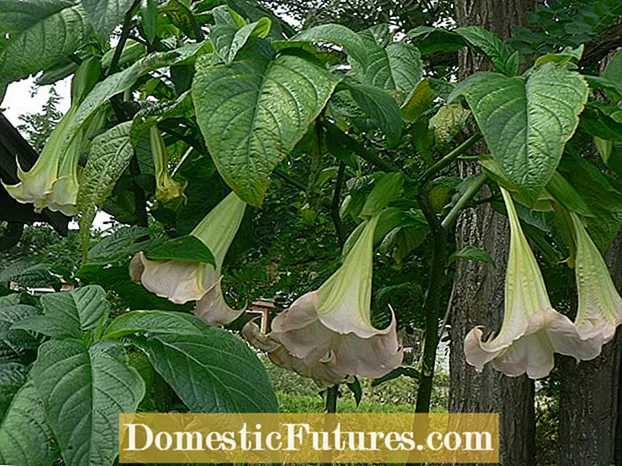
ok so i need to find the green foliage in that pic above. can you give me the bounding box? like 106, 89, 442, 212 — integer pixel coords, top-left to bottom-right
2, 1, 622, 459
0, 0, 92, 83
192, 44, 340, 205
454, 63, 588, 204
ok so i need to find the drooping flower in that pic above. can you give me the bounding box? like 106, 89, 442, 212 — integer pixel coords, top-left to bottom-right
242, 320, 354, 388
464, 188, 603, 379
3, 58, 101, 216
150, 126, 186, 203
3, 106, 78, 214
570, 212, 622, 343
130, 191, 246, 326
267, 214, 403, 379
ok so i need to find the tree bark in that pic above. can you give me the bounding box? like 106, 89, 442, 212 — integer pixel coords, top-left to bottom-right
558, 235, 622, 466
447, 1, 536, 465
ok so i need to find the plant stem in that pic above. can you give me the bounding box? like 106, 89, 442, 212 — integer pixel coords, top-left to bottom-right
107, 0, 141, 77
440, 173, 487, 230
273, 169, 307, 192
331, 162, 346, 250
324, 385, 339, 413
418, 133, 482, 184
415, 205, 447, 413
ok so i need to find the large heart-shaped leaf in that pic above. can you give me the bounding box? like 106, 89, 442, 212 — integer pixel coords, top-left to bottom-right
192, 46, 340, 205
454, 63, 588, 203
0, 0, 92, 83
357, 41, 423, 98
17, 285, 109, 339
33, 339, 145, 466
81, 0, 135, 38
0, 380, 60, 466
293, 23, 368, 66
106, 310, 278, 412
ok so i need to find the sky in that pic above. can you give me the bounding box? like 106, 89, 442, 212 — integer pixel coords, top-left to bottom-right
2, 77, 112, 231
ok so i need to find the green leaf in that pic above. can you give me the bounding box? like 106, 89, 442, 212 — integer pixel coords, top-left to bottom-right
81, 0, 135, 38
429, 104, 471, 145
142, 235, 216, 265
0, 0, 92, 84
361, 172, 404, 218
371, 366, 420, 386
455, 26, 517, 76
193, 48, 340, 205
211, 6, 271, 64
0, 381, 60, 466
546, 171, 592, 217
33, 339, 145, 466
604, 49, 622, 89
407, 26, 465, 55
449, 245, 495, 264
0, 304, 40, 359
103, 309, 206, 340
358, 41, 423, 98
15, 286, 109, 339
293, 23, 368, 67
581, 102, 622, 142
68, 42, 208, 142
78, 122, 134, 253
140, 0, 157, 43
559, 156, 622, 251
0, 362, 28, 418
86, 226, 149, 265
455, 63, 588, 203
401, 78, 436, 123
534, 45, 584, 67
343, 82, 402, 146
346, 377, 363, 407
117, 311, 277, 412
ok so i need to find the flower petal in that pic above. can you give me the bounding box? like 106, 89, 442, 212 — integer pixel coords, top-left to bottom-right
194, 272, 244, 326
571, 213, 622, 343
271, 292, 336, 365
131, 252, 208, 304
242, 321, 352, 388
332, 311, 403, 378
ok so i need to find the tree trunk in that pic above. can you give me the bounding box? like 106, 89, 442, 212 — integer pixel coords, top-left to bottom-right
448, 1, 536, 465
558, 235, 622, 466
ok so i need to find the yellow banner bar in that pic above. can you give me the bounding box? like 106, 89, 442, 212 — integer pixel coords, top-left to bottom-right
119, 413, 499, 463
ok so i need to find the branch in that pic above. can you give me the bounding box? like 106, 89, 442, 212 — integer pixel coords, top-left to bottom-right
331, 162, 346, 250
107, 0, 141, 76
273, 169, 307, 192
440, 173, 487, 230
579, 23, 622, 69
418, 133, 482, 184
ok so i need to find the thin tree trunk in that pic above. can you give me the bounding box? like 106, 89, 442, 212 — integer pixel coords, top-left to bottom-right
558, 235, 622, 466
447, 1, 536, 465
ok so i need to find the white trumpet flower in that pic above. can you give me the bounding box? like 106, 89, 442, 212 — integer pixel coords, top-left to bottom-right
270, 214, 403, 379
130, 191, 246, 326
464, 188, 603, 379
570, 212, 622, 343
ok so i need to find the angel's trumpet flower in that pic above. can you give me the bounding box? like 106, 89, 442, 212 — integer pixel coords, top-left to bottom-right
269, 214, 403, 379
570, 212, 622, 343
130, 191, 246, 326
3, 107, 77, 214
242, 320, 353, 388
464, 188, 603, 379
